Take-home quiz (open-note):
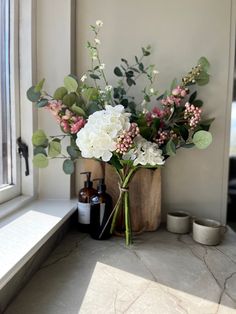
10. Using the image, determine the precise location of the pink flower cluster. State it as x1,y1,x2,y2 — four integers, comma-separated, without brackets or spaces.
184,102,202,129
146,107,170,126
155,130,178,146
161,86,189,107
116,123,139,154
46,100,86,134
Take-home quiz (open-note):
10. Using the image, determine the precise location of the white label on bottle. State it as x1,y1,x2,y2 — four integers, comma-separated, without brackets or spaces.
78,202,90,224
100,203,105,226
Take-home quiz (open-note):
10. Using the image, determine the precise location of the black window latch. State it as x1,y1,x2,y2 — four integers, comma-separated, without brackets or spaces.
17,137,29,176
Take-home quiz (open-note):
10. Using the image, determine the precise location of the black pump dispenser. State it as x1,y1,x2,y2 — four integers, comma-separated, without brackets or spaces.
80,172,93,188
93,178,106,193
90,178,113,240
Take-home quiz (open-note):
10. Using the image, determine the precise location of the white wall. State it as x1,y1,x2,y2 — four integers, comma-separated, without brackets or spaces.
76,0,235,222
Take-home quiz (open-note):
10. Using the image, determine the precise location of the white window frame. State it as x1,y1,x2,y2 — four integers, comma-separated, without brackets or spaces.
0,0,21,204
0,0,38,213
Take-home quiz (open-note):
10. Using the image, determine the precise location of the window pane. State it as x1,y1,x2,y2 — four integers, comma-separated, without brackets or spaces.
0,0,12,187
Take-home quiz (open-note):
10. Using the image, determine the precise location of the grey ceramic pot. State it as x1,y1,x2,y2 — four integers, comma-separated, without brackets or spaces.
193,218,226,245
167,211,191,234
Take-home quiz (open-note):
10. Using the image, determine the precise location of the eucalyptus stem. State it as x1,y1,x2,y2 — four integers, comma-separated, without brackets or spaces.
124,190,132,245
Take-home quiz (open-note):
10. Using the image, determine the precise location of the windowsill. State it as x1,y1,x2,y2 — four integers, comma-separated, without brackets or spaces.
0,198,77,290
0,195,35,221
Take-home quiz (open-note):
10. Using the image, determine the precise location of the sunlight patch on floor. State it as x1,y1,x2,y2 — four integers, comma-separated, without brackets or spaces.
80,262,235,314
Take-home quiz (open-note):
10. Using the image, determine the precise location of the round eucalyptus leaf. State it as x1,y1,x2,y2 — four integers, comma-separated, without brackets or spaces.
193,130,212,149
64,76,78,93
48,140,61,157
63,93,77,107
53,87,68,100
34,78,45,93
27,86,41,102
63,159,75,175
32,130,48,146
198,56,210,72
33,154,49,168
67,145,80,160
71,104,86,117
33,146,47,156
36,99,48,108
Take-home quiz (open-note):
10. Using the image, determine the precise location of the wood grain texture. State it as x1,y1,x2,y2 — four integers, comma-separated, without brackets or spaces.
105,164,161,232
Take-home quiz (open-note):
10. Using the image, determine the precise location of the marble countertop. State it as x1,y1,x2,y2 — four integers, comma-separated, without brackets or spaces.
5,227,236,314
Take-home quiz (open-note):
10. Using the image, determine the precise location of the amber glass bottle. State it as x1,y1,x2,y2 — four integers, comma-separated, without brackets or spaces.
78,172,97,233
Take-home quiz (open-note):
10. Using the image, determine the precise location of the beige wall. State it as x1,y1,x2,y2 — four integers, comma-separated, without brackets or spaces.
76,0,235,222
37,0,74,199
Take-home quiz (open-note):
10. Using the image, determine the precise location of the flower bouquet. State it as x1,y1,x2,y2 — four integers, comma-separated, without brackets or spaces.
27,20,213,245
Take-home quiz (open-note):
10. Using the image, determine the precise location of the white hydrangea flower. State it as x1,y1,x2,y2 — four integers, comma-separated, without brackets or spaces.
76,105,131,162
132,135,165,166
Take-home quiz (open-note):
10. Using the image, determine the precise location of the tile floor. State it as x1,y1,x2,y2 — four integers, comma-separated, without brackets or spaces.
4,226,236,314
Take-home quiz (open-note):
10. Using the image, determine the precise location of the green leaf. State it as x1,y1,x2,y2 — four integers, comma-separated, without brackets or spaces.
82,87,99,101
135,56,139,63
33,153,49,168
196,71,209,86
62,93,77,107
121,58,129,66
139,126,152,141
189,91,197,103
170,78,178,92
181,143,195,149
200,118,215,126
48,140,61,157
144,94,150,102
87,102,101,115
126,77,136,86
53,87,68,100
193,130,212,149
67,145,80,160
27,86,41,102
70,104,86,117
138,63,144,72
125,71,134,78
142,47,150,56
63,159,75,174
121,99,129,107
192,99,203,107
198,56,210,72
90,74,100,80
32,130,48,146
64,76,78,93
114,67,123,77
36,99,48,108
33,146,47,156
109,155,123,170
34,78,45,93
179,125,189,141
166,140,176,156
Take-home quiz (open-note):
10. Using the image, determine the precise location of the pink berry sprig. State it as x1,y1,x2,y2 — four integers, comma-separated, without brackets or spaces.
184,102,202,129
116,123,139,154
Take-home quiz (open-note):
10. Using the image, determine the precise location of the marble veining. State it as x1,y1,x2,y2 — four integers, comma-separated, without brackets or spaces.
4,227,236,314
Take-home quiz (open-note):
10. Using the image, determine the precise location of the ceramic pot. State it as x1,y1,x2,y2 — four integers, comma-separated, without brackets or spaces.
193,218,226,245
167,211,191,234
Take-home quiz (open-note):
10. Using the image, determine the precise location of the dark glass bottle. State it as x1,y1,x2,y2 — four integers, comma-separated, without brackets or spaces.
90,178,113,240
78,172,97,233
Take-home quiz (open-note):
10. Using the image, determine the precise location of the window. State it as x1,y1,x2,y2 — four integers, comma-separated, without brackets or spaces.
0,0,20,203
